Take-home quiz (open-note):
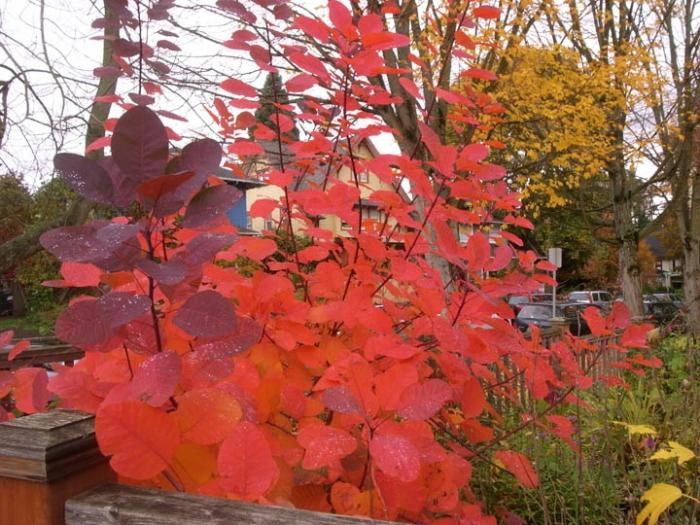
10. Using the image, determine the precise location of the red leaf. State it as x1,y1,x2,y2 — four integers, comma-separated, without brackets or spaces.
218,421,279,499
621,323,653,348
85,136,112,154
298,423,357,469
249,198,278,218
495,450,539,488
286,74,318,92
466,232,491,271
60,262,102,287
462,377,486,419
361,32,411,51
96,400,179,480
13,368,49,413
173,290,238,339
220,78,258,98
399,77,421,99
293,16,329,43
473,5,500,19
8,340,30,361
328,0,353,34
398,379,453,421
107,351,181,407
370,433,421,482
320,386,362,414
0,330,14,348
228,141,264,157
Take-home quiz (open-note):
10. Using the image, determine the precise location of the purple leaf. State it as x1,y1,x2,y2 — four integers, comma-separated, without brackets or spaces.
397,379,453,421
113,38,141,57
193,317,262,356
56,292,150,345
173,290,238,338
182,185,242,228
321,387,362,414
129,93,156,105
93,66,123,78
40,226,112,262
54,153,114,204
111,105,169,181
136,259,187,285
106,351,181,407
99,292,152,327
180,139,222,176
183,233,237,265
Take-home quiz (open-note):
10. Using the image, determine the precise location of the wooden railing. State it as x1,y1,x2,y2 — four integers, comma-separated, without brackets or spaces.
0,410,397,525
0,337,83,371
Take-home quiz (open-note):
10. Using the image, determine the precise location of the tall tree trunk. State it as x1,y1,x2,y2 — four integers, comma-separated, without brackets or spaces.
609,148,643,317
675,130,700,335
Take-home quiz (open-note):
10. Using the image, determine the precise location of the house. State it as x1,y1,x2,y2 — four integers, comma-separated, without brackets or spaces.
643,234,683,289
217,173,265,236
242,138,411,239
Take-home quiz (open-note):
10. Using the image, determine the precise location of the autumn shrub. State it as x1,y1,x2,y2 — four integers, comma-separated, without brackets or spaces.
0,1,660,523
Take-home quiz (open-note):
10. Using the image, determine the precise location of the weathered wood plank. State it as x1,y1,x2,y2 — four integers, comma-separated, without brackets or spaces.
0,410,115,525
66,484,399,525
0,410,103,482
0,343,84,370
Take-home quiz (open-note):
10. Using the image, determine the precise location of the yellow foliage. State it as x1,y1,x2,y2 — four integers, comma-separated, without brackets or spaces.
650,441,696,466
636,483,683,525
483,46,620,212
612,421,657,436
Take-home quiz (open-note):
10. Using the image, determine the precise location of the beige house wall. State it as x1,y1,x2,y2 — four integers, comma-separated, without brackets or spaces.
245,142,406,239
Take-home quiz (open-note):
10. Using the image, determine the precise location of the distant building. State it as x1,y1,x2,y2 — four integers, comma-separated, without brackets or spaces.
643,234,682,289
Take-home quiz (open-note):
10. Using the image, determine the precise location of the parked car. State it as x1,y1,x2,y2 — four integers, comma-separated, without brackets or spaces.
567,290,613,310
515,302,600,336
643,300,681,327
644,293,683,308
0,290,12,317
508,293,551,314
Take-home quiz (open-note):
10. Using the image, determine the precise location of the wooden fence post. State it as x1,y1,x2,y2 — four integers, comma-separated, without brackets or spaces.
0,410,115,525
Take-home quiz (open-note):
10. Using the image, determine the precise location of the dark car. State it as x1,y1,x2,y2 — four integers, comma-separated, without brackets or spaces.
508,293,551,314
515,302,599,336
644,293,683,308
643,300,681,327
0,290,12,317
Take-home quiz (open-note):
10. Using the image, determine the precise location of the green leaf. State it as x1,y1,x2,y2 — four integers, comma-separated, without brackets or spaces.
636,483,683,525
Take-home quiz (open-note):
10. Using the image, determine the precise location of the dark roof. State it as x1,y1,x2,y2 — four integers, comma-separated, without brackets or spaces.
643,234,667,259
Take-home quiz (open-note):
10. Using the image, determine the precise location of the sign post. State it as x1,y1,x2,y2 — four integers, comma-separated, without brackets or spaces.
548,248,562,318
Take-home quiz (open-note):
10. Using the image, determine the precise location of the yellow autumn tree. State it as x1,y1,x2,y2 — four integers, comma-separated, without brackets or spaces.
486,45,618,213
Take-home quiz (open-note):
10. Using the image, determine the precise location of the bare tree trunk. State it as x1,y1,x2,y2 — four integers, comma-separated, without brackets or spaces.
609,149,643,317
675,131,700,335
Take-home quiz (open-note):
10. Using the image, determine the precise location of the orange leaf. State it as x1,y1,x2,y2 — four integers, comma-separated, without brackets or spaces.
331,481,371,516
96,400,179,480
176,388,242,445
